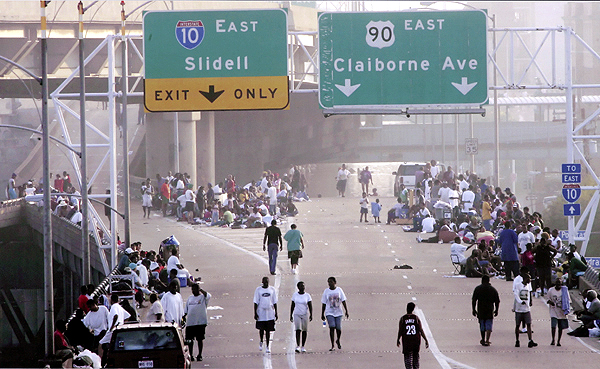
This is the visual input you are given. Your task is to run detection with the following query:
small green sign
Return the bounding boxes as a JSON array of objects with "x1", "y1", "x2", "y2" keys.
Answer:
[{"x1": 319, "y1": 10, "x2": 488, "y2": 109}]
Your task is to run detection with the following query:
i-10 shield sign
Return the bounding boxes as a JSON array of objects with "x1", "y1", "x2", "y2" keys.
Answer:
[
  {"x1": 175, "y1": 20, "x2": 205, "y2": 50},
  {"x1": 562, "y1": 184, "x2": 581, "y2": 203}
]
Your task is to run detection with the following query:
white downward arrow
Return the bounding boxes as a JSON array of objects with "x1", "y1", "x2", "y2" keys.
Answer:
[
  {"x1": 335, "y1": 79, "x2": 361, "y2": 97},
  {"x1": 451, "y1": 77, "x2": 478, "y2": 95}
]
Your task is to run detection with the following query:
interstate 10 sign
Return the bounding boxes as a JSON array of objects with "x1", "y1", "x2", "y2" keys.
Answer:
[
  {"x1": 318, "y1": 10, "x2": 488, "y2": 109},
  {"x1": 143, "y1": 9, "x2": 289, "y2": 112}
]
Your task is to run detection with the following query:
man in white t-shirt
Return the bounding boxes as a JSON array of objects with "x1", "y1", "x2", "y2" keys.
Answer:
[
  {"x1": 514, "y1": 272, "x2": 537, "y2": 348},
  {"x1": 99, "y1": 294, "x2": 131, "y2": 364},
  {"x1": 517, "y1": 227, "x2": 535, "y2": 254},
  {"x1": 450, "y1": 237, "x2": 473, "y2": 266},
  {"x1": 438, "y1": 182, "x2": 452, "y2": 204},
  {"x1": 185, "y1": 283, "x2": 211, "y2": 362},
  {"x1": 145, "y1": 293, "x2": 164, "y2": 322},
  {"x1": 167, "y1": 248, "x2": 192, "y2": 282},
  {"x1": 290, "y1": 281, "x2": 313, "y2": 353},
  {"x1": 321, "y1": 276, "x2": 349, "y2": 351},
  {"x1": 254, "y1": 276, "x2": 278, "y2": 353},
  {"x1": 449, "y1": 184, "x2": 460, "y2": 210},
  {"x1": 461, "y1": 185, "x2": 476, "y2": 213},
  {"x1": 267, "y1": 182, "x2": 278, "y2": 216},
  {"x1": 161, "y1": 280, "x2": 184, "y2": 325},
  {"x1": 83, "y1": 299, "x2": 109, "y2": 354},
  {"x1": 421, "y1": 215, "x2": 436, "y2": 233},
  {"x1": 336, "y1": 164, "x2": 350, "y2": 197}
]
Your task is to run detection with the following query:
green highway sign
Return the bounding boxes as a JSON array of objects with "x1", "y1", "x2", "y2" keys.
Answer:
[
  {"x1": 143, "y1": 9, "x2": 289, "y2": 111},
  {"x1": 318, "y1": 10, "x2": 488, "y2": 109}
]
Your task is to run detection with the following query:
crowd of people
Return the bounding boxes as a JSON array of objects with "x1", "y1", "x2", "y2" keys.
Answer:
[
  {"x1": 57, "y1": 240, "x2": 209, "y2": 367},
  {"x1": 134, "y1": 166, "x2": 310, "y2": 229}
]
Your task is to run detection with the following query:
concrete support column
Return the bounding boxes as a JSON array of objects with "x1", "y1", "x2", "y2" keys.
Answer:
[
  {"x1": 145, "y1": 112, "x2": 174, "y2": 178},
  {"x1": 196, "y1": 111, "x2": 215, "y2": 188},
  {"x1": 146, "y1": 112, "x2": 200, "y2": 183},
  {"x1": 178, "y1": 115, "x2": 197, "y2": 187}
]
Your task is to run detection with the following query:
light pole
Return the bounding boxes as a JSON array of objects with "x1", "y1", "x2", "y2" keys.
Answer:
[
  {"x1": 420, "y1": 1, "x2": 498, "y2": 185},
  {"x1": 40, "y1": 0, "x2": 53, "y2": 358}
]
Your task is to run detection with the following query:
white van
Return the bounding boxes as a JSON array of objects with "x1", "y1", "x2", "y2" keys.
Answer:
[{"x1": 392, "y1": 162, "x2": 446, "y2": 196}]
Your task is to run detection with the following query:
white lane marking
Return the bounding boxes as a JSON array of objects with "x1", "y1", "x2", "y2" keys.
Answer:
[
  {"x1": 170, "y1": 220, "x2": 284, "y2": 369},
  {"x1": 415, "y1": 308, "x2": 477, "y2": 369}
]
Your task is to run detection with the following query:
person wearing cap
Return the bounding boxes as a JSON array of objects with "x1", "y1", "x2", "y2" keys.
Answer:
[
  {"x1": 117, "y1": 247, "x2": 135, "y2": 274},
  {"x1": 511, "y1": 202, "x2": 524, "y2": 221}
]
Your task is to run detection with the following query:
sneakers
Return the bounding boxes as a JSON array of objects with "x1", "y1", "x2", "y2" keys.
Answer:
[
  {"x1": 528, "y1": 340, "x2": 538, "y2": 348},
  {"x1": 416, "y1": 236, "x2": 422, "y2": 243},
  {"x1": 259, "y1": 341, "x2": 263, "y2": 351},
  {"x1": 520, "y1": 327, "x2": 528, "y2": 333},
  {"x1": 196, "y1": 355, "x2": 203, "y2": 361},
  {"x1": 515, "y1": 340, "x2": 520, "y2": 347},
  {"x1": 266, "y1": 346, "x2": 271, "y2": 353},
  {"x1": 301, "y1": 347, "x2": 306, "y2": 353},
  {"x1": 295, "y1": 346, "x2": 300, "y2": 353}
]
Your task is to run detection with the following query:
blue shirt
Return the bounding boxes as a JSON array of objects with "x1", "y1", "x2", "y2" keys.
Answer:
[
  {"x1": 498, "y1": 228, "x2": 519, "y2": 261},
  {"x1": 284, "y1": 229, "x2": 303, "y2": 251},
  {"x1": 371, "y1": 202, "x2": 382, "y2": 216}
]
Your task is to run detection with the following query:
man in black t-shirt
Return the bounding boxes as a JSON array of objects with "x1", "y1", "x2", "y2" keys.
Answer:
[
  {"x1": 397, "y1": 302, "x2": 429, "y2": 369},
  {"x1": 263, "y1": 219, "x2": 283, "y2": 275},
  {"x1": 472, "y1": 275, "x2": 500, "y2": 346}
]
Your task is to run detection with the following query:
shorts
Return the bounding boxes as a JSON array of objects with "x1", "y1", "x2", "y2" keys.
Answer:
[
  {"x1": 360, "y1": 207, "x2": 368, "y2": 214},
  {"x1": 551, "y1": 317, "x2": 569, "y2": 329},
  {"x1": 185, "y1": 201, "x2": 195, "y2": 212},
  {"x1": 256, "y1": 320, "x2": 276, "y2": 331},
  {"x1": 293, "y1": 314, "x2": 309, "y2": 331},
  {"x1": 326, "y1": 315, "x2": 342, "y2": 329},
  {"x1": 142, "y1": 196, "x2": 152, "y2": 207},
  {"x1": 186, "y1": 324, "x2": 207, "y2": 341},
  {"x1": 515, "y1": 311, "x2": 532, "y2": 325},
  {"x1": 479, "y1": 319, "x2": 493, "y2": 332}
]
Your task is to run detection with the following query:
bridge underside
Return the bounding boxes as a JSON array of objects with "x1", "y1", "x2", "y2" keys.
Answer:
[{"x1": 0, "y1": 200, "x2": 105, "y2": 367}]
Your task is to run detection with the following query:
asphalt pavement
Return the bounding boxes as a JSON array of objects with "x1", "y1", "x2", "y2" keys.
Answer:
[{"x1": 129, "y1": 196, "x2": 600, "y2": 368}]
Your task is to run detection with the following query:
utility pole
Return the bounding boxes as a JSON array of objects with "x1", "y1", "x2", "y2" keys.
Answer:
[{"x1": 40, "y1": 0, "x2": 54, "y2": 358}]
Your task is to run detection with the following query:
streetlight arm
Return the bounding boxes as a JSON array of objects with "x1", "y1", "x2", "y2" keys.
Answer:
[
  {"x1": 0, "y1": 124, "x2": 82, "y2": 158},
  {"x1": 0, "y1": 55, "x2": 42, "y2": 84}
]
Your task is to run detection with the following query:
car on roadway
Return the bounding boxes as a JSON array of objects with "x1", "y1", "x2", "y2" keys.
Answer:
[
  {"x1": 105, "y1": 322, "x2": 191, "y2": 368},
  {"x1": 392, "y1": 162, "x2": 446, "y2": 196}
]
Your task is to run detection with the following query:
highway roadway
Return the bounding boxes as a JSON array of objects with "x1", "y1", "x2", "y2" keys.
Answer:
[{"x1": 128, "y1": 195, "x2": 600, "y2": 368}]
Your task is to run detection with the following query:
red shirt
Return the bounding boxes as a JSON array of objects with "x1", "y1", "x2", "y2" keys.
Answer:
[
  {"x1": 521, "y1": 250, "x2": 535, "y2": 266},
  {"x1": 54, "y1": 178, "x2": 64, "y2": 192},
  {"x1": 54, "y1": 330, "x2": 69, "y2": 350},
  {"x1": 161, "y1": 182, "x2": 170, "y2": 199},
  {"x1": 78, "y1": 294, "x2": 89, "y2": 313}
]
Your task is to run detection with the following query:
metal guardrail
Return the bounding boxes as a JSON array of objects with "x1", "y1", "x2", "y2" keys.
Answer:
[{"x1": 66, "y1": 264, "x2": 120, "y2": 324}]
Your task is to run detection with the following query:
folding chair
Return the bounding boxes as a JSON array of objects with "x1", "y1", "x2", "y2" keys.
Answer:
[{"x1": 451, "y1": 254, "x2": 462, "y2": 275}]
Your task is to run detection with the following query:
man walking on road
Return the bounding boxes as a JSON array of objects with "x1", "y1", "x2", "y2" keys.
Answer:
[
  {"x1": 321, "y1": 277, "x2": 349, "y2": 351},
  {"x1": 397, "y1": 302, "x2": 429, "y2": 369},
  {"x1": 254, "y1": 276, "x2": 278, "y2": 353},
  {"x1": 290, "y1": 281, "x2": 313, "y2": 353},
  {"x1": 185, "y1": 283, "x2": 211, "y2": 362},
  {"x1": 263, "y1": 219, "x2": 283, "y2": 275},
  {"x1": 514, "y1": 271, "x2": 537, "y2": 348},
  {"x1": 472, "y1": 275, "x2": 500, "y2": 346}
]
